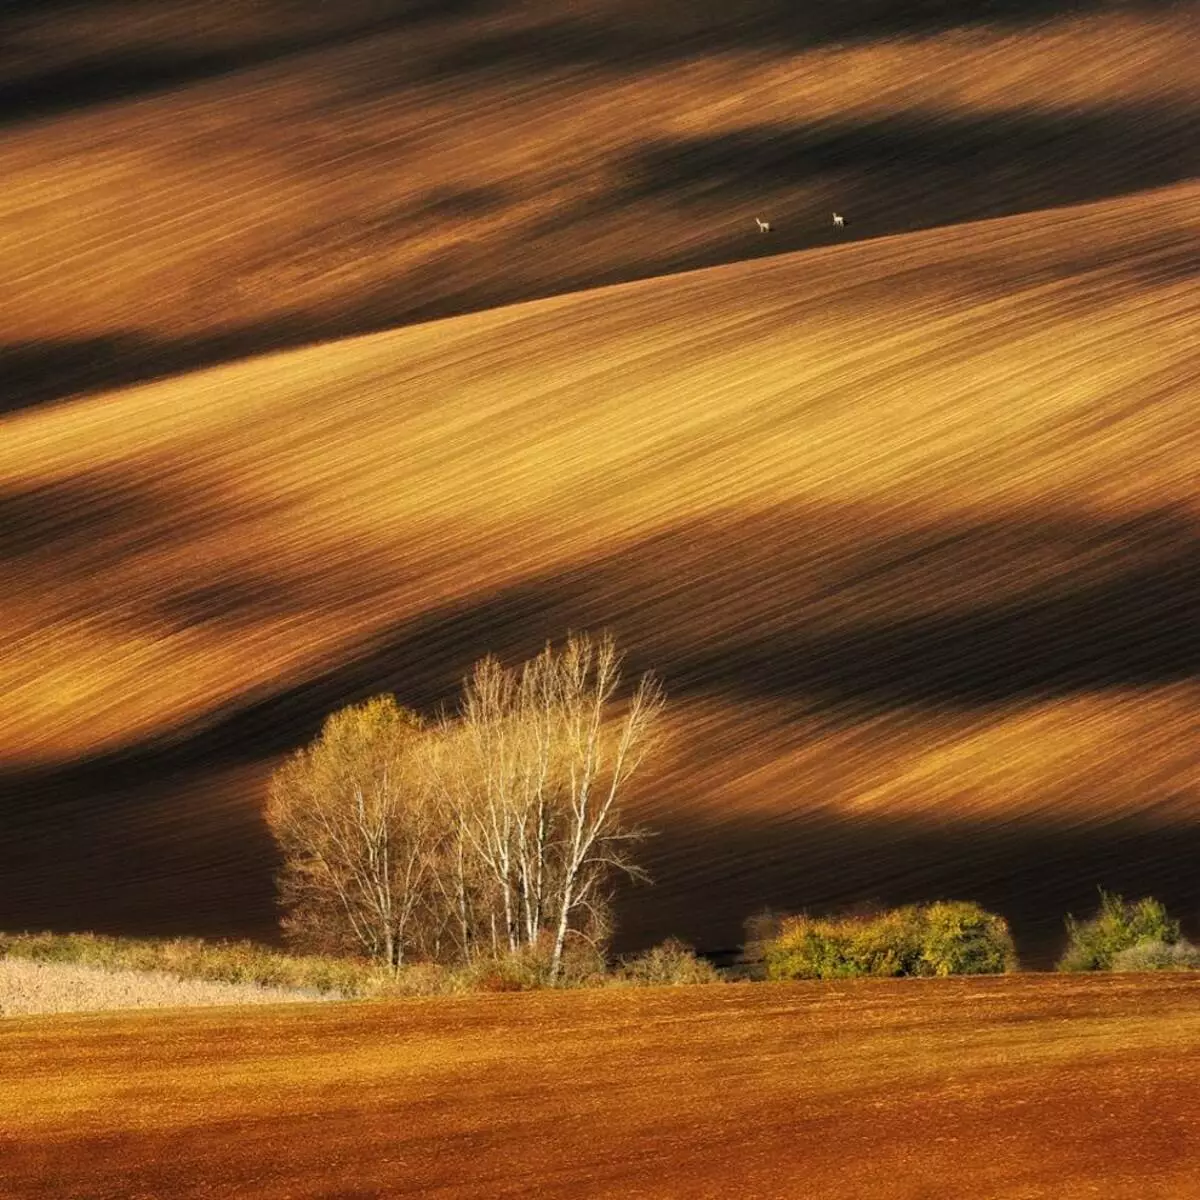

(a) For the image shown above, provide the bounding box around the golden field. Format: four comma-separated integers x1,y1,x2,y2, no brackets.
2,0,1198,969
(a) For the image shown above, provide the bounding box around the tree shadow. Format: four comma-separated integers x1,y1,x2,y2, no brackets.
2,502,1197,951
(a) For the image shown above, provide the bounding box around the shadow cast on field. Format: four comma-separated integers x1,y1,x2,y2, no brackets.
3,777,1198,967
6,0,1182,121
0,472,166,561
0,330,330,417
593,106,1200,248
631,808,1200,969
2,504,1197,951
0,469,294,574
410,0,1187,82
9,501,1199,761
0,0,489,128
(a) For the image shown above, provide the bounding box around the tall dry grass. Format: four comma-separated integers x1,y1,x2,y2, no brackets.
0,931,724,1015
0,957,332,1017
0,931,379,997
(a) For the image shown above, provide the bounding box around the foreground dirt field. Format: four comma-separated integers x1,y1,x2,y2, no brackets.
2,974,1198,1198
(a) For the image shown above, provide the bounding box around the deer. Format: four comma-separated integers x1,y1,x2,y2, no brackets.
832,212,845,229
755,217,772,234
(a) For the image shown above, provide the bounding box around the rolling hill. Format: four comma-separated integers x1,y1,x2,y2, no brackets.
1,0,1197,965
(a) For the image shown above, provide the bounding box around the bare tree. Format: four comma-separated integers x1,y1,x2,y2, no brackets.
448,633,664,981
439,652,561,959
541,634,663,980
266,696,442,969
267,634,663,983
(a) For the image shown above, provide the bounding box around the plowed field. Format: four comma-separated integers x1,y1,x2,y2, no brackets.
4,180,1198,962
3,975,1199,1198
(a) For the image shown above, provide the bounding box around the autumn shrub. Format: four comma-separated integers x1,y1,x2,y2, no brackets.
919,900,1018,975
1109,939,1200,972
1057,891,1180,972
369,962,474,997
466,946,551,992
763,902,1016,981
457,934,610,992
614,938,722,986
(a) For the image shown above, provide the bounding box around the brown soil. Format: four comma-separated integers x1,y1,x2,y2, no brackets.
4,2,1197,406
2,974,1199,1198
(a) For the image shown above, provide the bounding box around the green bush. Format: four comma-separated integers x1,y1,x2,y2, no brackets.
1057,891,1180,972
1110,939,1200,973
614,938,722,986
920,900,1018,976
762,901,1016,981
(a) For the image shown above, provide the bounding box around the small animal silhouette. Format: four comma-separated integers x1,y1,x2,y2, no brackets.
832,212,845,229
755,217,772,233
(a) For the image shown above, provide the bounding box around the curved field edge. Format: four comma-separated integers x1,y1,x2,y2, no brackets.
1,975,1198,1198
3,3,1198,409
